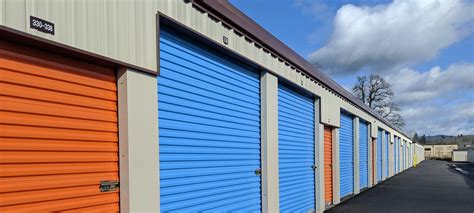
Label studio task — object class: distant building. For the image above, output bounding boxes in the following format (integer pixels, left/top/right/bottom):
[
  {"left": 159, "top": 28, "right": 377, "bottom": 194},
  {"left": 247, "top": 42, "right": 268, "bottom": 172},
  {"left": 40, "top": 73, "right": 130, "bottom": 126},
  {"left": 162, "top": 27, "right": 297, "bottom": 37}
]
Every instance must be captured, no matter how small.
[
  {"left": 468, "top": 148, "right": 474, "bottom": 163},
  {"left": 452, "top": 149, "right": 469, "bottom": 162},
  {"left": 424, "top": 144, "right": 458, "bottom": 160}
]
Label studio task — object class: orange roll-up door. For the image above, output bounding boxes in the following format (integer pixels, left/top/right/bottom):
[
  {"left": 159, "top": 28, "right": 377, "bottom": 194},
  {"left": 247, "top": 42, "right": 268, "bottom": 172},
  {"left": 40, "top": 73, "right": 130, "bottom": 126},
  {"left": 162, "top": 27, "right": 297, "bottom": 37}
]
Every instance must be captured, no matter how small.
[
  {"left": 324, "top": 126, "right": 333, "bottom": 205},
  {"left": 0, "top": 45, "right": 119, "bottom": 212}
]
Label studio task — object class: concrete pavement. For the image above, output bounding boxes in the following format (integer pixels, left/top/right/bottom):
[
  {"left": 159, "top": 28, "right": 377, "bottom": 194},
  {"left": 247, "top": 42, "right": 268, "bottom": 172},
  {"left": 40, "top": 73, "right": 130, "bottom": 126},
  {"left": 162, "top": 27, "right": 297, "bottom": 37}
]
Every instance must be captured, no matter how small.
[{"left": 327, "top": 160, "right": 474, "bottom": 213}]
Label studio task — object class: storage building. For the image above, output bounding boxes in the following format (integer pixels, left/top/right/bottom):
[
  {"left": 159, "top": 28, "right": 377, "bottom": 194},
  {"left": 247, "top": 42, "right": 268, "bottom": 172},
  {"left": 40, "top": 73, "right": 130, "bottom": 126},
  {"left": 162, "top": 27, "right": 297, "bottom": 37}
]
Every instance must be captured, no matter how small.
[
  {"left": 452, "top": 149, "right": 469, "bottom": 162},
  {"left": 424, "top": 144, "right": 458, "bottom": 160},
  {"left": 0, "top": 0, "right": 423, "bottom": 212}
]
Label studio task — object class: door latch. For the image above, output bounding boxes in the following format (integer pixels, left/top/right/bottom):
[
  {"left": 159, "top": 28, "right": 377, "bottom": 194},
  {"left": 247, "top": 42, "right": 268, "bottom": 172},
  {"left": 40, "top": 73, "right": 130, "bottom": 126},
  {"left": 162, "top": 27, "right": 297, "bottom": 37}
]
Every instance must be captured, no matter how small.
[
  {"left": 100, "top": 180, "right": 119, "bottom": 192},
  {"left": 255, "top": 168, "right": 262, "bottom": 176}
]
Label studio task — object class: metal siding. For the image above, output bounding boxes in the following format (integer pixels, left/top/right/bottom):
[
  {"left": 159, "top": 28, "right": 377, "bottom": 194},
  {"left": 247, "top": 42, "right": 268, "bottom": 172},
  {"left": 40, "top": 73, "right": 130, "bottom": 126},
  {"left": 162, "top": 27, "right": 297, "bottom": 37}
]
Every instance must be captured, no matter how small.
[
  {"left": 324, "top": 126, "right": 333, "bottom": 204},
  {"left": 359, "top": 121, "right": 368, "bottom": 189},
  {"left": 278, "top": 84, "right": 315, "bottom": 212},
  {"left": 377, "top": 130, "right": 382, "bottom": 181},
  {"left": 158, "top": 28, "right": 261, "bottom": 212},
  {"left": 385, "top": 132, "right": 389, "bottom": 177},
  {"left": 0, "top": 48, "right": 119, "bottom": 211},
  {"left": 339, "top": 113, "right": 354, "bottom": 198}
]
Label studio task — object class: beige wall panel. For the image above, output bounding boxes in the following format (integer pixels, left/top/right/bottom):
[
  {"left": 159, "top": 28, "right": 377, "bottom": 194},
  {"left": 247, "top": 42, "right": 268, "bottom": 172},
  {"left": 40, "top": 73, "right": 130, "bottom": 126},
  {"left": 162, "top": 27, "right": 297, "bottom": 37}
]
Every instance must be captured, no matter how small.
[
  {"left": 0, "top": 0, "right": 4, "bottom": 25},
  {"left": 3, "top": 0, "right": 157, "bottom": 71},
  {"left": 4, "top": 0, "right": 25, "bottom": 31}
]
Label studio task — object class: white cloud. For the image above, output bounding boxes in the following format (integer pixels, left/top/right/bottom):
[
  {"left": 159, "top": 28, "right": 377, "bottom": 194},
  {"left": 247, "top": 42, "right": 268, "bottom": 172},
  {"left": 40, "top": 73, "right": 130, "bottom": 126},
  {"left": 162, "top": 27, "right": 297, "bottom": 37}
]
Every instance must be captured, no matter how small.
[
  {"left": 386, "top": 63, "right": 474, "bottom": 105},
  {"left": 402, "top": 102, "right": 474, "bottom": 135},
  {"left": 309, "top": 0, "right": 474, "bottom": 74},
  {"left": 386, "top": 63, "right": 474, "bottom": 135}
]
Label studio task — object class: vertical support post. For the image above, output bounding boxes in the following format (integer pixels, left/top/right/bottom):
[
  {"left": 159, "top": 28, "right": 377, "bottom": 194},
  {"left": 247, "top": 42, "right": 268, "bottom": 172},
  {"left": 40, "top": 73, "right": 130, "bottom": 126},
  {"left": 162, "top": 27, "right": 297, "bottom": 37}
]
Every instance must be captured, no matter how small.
[
  {"left": 260, "top": 71, "right": 279, "bottom": 213},
  {"left": 118, "top": 69, "right": 160, "bottom": 212},
  {"left": 332, "top": 128, "right": 340, "bottom": 205},
  {"left": 314, "top": 99, "right": 324, "bottom": 212},
  {"left": 315, "top": 99, "right": 325, "bottom": 213},
  {"left": 368, "top": 125, "right": 373, "bottom": 187},
  {"left": 381, "top": 130, "right": 386, "bottom": 180},
  {"left": 353, "top": 117, "right": 360, "bottom": 194}
]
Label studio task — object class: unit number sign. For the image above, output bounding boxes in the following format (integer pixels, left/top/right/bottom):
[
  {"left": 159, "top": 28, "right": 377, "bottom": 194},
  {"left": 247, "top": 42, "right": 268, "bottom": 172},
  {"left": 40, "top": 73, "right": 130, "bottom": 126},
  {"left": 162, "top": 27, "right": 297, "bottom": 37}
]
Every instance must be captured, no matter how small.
[{"left": 30, "top": 16, "right": 55, "bottom": 35}]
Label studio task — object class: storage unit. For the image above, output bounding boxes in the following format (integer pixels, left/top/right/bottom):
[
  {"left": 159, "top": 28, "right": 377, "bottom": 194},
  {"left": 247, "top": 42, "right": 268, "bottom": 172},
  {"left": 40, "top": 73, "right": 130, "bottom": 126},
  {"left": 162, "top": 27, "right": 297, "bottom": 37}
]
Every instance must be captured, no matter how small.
[
  {"left": 385, "top": 132, "right": 389, "bottom": 178},
  {"left": 402, "top": 141, "right": 406, "bottom": 170},
  {"left": 339, "top": 113, "right": 354, "bottom": 198},
  {"left": 377, "top": 130, "right": 383, "bottom": 182},
  {"left": 324, "top": 126, "right": 333, "bottom": 205},
  {"left": 405, "top": 142, "right": 410, "bottom": 169},
  {"left": 394, "top": 137, "right": 398, "bottom": 174},
  {"left": 359, "top": 121, "right": 369, "bottom": 189},
  {"left": 399, "top": 139, "right": 403, "bottom": 171},
  {"left": 278, "top": 84, "right": 315, "bottom": 212},
  {"left": 158, "top": 28, "right": 262, "bottom": 212},
  {"left": 0, "top": 45, "right": 119, "bottom": 211}
]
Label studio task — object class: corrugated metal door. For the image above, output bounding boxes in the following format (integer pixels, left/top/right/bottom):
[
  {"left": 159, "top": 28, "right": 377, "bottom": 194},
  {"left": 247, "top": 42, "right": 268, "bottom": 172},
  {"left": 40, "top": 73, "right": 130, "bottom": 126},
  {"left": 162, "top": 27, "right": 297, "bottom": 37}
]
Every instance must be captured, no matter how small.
[
  {"left": 359, "top": 121, "right": 368, "bottom": 189},
  {"left": 385, "top": 132, "right": 389, "bottom": 178},
  {"left": 324, "top": 126, "right": 333, "bottom": 205},
  {"left": 397, "top": 138, "right": 400, "bottom": 172},
  {"left": 395, "top": 137, "right": 400, "bottom": 173},
  {"left": 402, "top": 142, "right": 405, "bottom": 170},
  {"left": 408, "top": 145, "right": 410, "bottom": 166},
  {"left": 0, "top": 47, "right": 119, "bottom": 211},
  {"left": 158, "top": 28, "right": 261, "bottom": 212},
  {"left": 377, "top": 130, "right": 382, "bottom": 182},
  {"left": 394, "top": 137, "right": 398, "bottom": 174},
  {"left": 406, "top": 144, "right": 409, "bottom": 169},
  {"left": 278, "top": 84, "right": 315, "bottom": 212},
  {"left": 339, "top": 113, "right": 354, "bottom": 198}
]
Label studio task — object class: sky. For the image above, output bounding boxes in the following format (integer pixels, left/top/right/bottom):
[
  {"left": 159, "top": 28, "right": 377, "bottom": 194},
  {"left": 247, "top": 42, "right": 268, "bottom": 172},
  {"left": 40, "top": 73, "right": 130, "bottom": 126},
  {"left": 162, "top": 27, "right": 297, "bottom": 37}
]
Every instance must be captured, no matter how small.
[{"left": 230, "top": 0, "right": 474, "bottom": 136}]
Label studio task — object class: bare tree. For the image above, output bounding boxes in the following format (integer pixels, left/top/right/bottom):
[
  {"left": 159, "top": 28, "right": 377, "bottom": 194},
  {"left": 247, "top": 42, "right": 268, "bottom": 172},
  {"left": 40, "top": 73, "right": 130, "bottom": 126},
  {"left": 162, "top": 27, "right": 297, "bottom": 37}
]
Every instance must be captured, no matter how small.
[{"left": 352, "top": 74, "right": 405, "bottom": 128}]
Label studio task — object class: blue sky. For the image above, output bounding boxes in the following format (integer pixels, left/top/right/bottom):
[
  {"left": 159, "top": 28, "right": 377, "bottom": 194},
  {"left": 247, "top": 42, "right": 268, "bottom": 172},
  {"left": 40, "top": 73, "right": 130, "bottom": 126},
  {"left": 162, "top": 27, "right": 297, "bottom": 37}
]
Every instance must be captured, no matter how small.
[{"left": 231, "top": 0, "right": 474, "bottom": 136}]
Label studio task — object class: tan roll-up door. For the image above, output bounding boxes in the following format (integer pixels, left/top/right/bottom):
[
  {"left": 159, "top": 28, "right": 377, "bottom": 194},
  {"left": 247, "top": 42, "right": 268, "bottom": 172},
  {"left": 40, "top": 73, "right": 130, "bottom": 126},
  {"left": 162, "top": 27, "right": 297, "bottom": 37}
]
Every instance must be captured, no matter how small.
[{"left": 0, "top": 43, "right": 119, "bottom": 212}]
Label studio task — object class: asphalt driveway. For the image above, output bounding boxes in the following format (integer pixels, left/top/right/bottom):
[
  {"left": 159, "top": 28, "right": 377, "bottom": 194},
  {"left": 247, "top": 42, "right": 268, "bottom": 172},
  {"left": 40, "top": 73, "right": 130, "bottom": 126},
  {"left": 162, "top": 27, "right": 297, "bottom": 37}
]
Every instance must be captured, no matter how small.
[{"left": 327, "top": 160, "right": 474, "bottom": 213}]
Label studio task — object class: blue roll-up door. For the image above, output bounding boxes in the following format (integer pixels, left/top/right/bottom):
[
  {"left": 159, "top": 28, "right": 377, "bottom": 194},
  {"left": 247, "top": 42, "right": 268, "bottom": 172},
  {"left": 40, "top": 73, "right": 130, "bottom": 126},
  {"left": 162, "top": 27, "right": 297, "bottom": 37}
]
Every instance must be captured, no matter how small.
[
  {"left": 278, "top": 84, "right": 315, "bottom": 212},
  {"left": 398, "top": 138, "right": 401, "bottom": 172},
  {"left": 377, "top": 130, "right": 382, "bottom": 182},
  {"left": 158, "top": 28, "right": 261, "bottom": 212},
  {"left": 359, "top": 121, "right": 369, "bottom": 189},
  {"left": 402, "top": 142, "right": 405, "bottom": 170},
  {"left": 339, "top": 113, "right": 354, "bottom": 198},
  {"left": 394, "top": 137, "right": 398, "bottom": 174},
  {"left": 397, "top": 138, "right": 400, "bottom": 172},
  {"left": 385, "top": 132, "right": 389, "bottom": 177},
  {"left": 406, "top": 143, "right": 408, "bottom": 169}
]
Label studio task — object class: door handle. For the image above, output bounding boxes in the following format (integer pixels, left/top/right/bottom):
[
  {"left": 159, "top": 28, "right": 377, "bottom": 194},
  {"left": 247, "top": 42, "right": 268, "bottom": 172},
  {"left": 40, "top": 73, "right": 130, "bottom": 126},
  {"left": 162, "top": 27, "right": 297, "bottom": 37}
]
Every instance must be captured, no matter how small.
[{"left": 100, "top": 180, "right": 119, "bottom": 192}]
